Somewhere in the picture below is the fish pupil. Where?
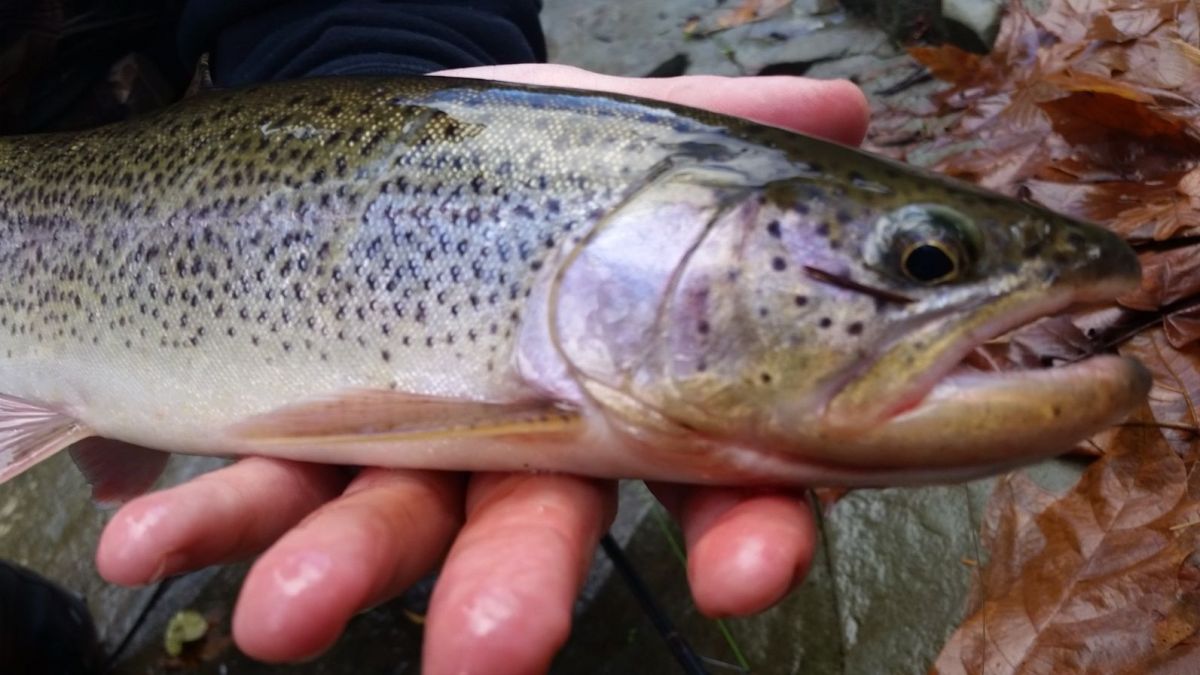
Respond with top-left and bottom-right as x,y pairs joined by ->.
903,244 -> 956,282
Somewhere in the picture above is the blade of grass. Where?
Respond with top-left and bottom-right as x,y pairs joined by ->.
649,503 -> 751,672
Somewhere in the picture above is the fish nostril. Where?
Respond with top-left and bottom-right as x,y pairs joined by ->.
1066,230 -> 1088,250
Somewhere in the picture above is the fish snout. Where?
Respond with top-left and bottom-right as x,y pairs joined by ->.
1051,221 -> 1142,301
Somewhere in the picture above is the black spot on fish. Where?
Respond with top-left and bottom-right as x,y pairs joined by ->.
766,220 -> 782,238
847,322 -> 864,335
771,257 -> 787,271
819,317 -> 832,328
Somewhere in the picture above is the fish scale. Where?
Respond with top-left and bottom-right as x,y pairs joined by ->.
0,76 -> 1149,491
0,78 -> 691,448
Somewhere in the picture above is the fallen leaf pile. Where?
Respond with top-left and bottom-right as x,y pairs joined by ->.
879,1 -> 1200,671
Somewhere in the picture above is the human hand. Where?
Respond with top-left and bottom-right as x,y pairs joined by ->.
95,64 -> 869,674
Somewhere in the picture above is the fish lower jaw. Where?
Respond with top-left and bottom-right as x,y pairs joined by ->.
814,353 -> 1150,471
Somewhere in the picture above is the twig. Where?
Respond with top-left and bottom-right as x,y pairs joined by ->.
874,66 -> 934,97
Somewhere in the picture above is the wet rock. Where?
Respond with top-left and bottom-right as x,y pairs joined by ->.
841,0 -> 1005,52
797,0 -> 841,14
942,0 -> 1005,52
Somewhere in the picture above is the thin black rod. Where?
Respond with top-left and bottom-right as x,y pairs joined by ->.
600,533 -> 710,675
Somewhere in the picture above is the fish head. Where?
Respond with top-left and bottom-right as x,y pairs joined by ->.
555,156 -> 1148,483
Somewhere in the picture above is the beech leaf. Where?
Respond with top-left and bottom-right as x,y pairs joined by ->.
933,423 -> 1200,674
893,1 -> 1200,671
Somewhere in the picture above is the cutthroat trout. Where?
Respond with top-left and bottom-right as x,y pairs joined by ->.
0,76 -> 1149,494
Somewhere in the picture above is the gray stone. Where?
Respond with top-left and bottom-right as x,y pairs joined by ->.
796,0 -> 841,14
943,0 -> 1006,49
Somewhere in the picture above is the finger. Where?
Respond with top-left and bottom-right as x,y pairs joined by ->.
423,473 -> 616,675
96,458 -> 348,586
231,468 -> 463,662
650,484 -> 816,617
434,63 -> 870,145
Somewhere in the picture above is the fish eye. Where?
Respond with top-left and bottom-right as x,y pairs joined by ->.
868,204 -> 979,285
901,241 -> 958,283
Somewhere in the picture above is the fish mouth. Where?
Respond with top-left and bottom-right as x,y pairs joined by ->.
851,351 -> 1151,469
810,276 -> 1150,470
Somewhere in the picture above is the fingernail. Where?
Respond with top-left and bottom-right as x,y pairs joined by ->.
147,552 -> 187,584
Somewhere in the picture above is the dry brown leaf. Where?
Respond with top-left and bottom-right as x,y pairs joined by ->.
1119,332 -> 1200,458
1035,0 -> 1111,42
908,45 -> 984,85
1164,305 -> 1200,349
934,422 -> 1200,675
1176,37 -> 1200,65
1117,37 -> 1200,94
1087,4 -> 1173,42
1039,92 -> 1193,144
909,0 -> 1200,229
1120,244 -> 1200,311
1110,180 -> 1200,240
1021,176 -> 1200,241
900,2 -> 1200,671
1041,70 -> 1155,101
972,472 -> 1059,595
967,316 -> 1094,372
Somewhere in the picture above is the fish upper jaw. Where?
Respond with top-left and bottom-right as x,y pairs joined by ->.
818,281 -> 1082,434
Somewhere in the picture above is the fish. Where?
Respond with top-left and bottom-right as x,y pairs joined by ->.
0,76 -> 1150,498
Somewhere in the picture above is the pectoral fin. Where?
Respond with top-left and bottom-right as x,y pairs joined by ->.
229,389 -> 582,446
0,394 -> 92,485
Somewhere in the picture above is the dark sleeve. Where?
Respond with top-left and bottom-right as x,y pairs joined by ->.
178,0 -> 545,87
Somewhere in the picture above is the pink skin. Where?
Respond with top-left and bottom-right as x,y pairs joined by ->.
95,65 -> 869,673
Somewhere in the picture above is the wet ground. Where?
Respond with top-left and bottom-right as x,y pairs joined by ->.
0,1 -> 1084,673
